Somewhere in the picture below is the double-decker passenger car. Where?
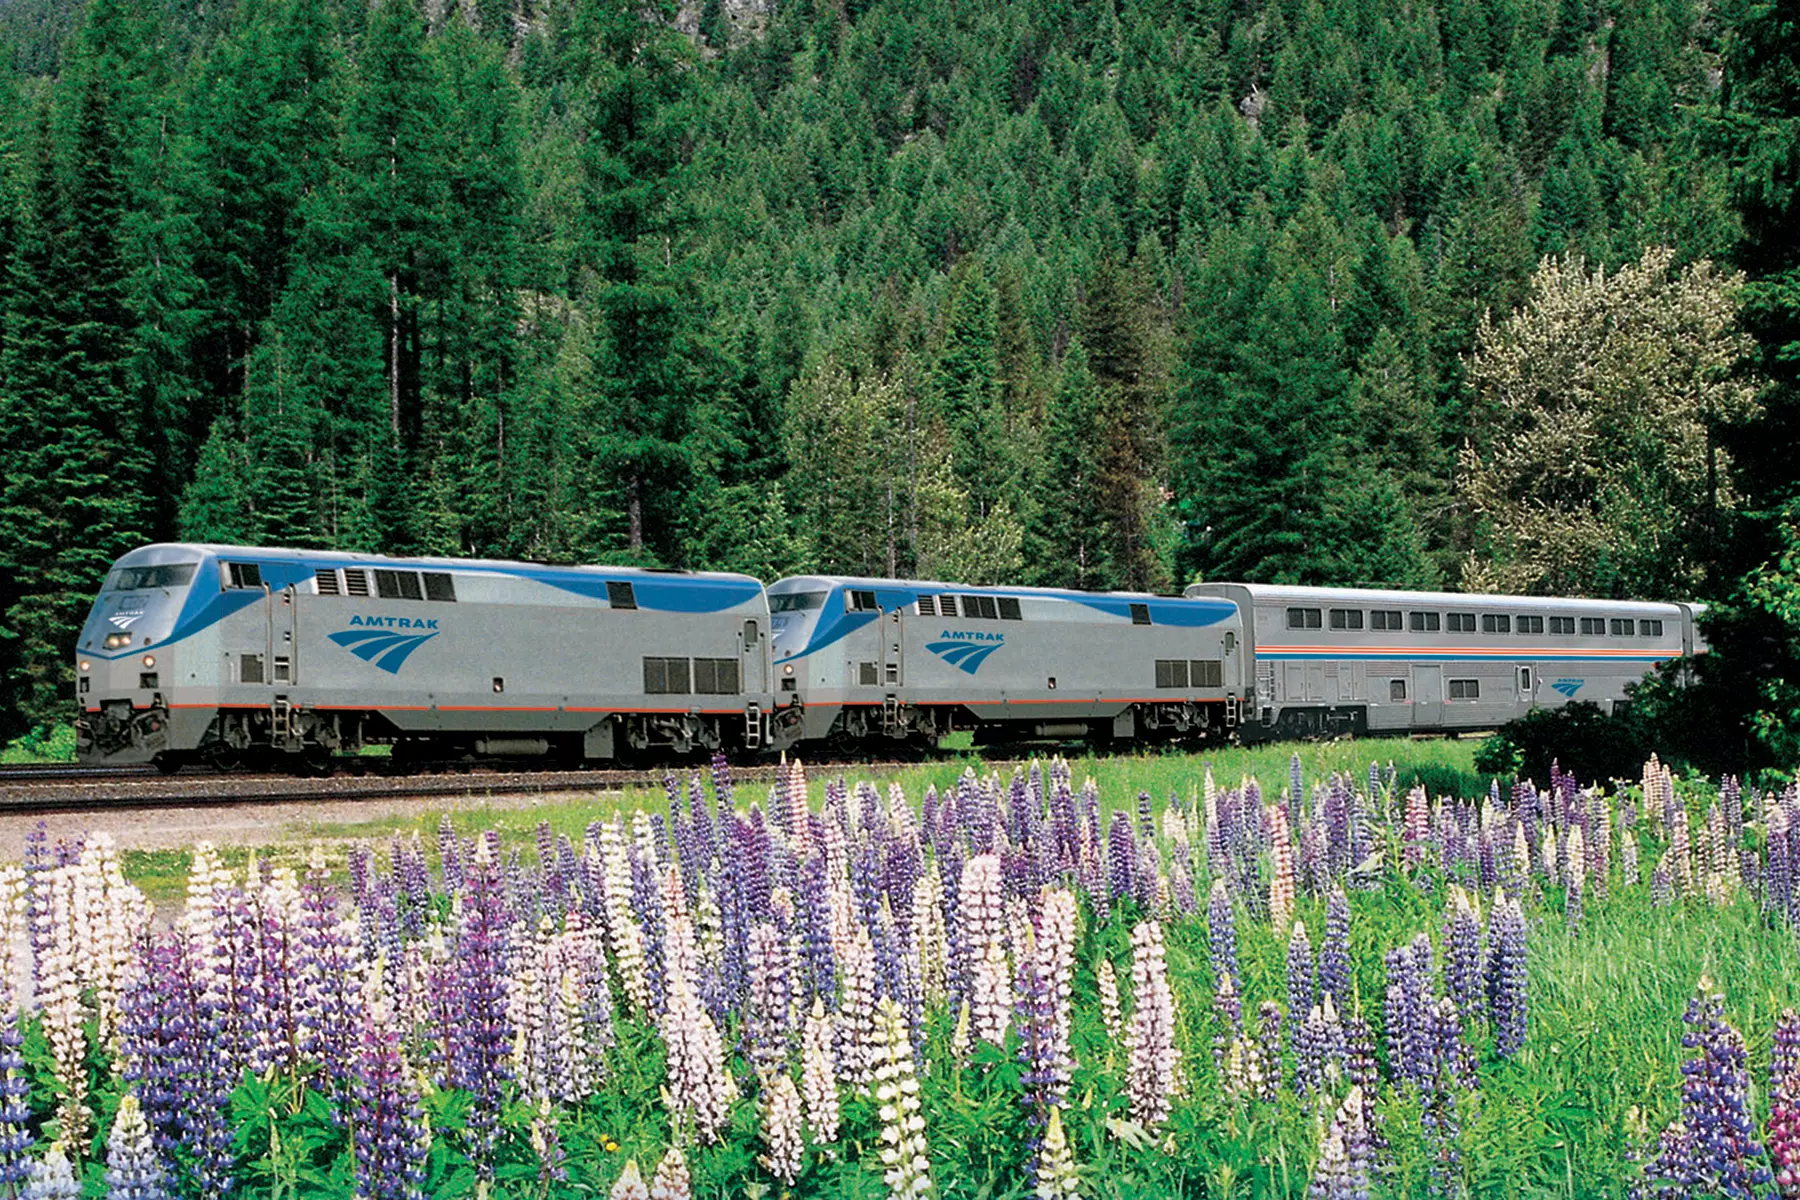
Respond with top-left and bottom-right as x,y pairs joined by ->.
1183,583 -> 1703,738
767,575 -> 1246,747
75,543 -> 776,769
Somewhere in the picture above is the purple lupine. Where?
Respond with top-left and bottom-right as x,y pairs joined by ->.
0,1003 -> 29,1190
1319,888 -> 1351,1010
1421,997 -> 1468,1196
629,845 -> 669,1013
1485,894 -> 1528,1058
351,990 -> 428,1200
1444,890 -> 1483,1029
1770,1010 -> 1800,1198
1344,1012 -> 1381,1097
438,816 -> 464,895
1207,879 -> 1238,988
1674,982 -> 1772,1198
1255,1001 -> 1283,1100
444,843 -> 512,1182
1384,936 -> 1434,1090
1288,920 -> 1315,1052
744,922 -> 794,1075
299,853 -> 362,1084
1289,753 -> 1305,830
795,854 -> 836,1009
1107,812 -> 1137,908
1212,973 -> 1244,1069
167,933 -> 239,1195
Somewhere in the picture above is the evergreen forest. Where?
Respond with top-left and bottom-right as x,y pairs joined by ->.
1,0 -> 1798,760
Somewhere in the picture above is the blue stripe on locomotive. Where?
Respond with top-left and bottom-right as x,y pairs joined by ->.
89,549 -> 764,661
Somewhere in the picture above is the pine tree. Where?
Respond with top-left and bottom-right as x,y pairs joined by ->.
931,262 -> 1003,515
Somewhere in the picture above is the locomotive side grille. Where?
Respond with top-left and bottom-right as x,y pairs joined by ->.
916,595 -> 936,616
343,569 -> 370,597
693,658 -> 740,694
643,656 -> 690,694
859,661 -> 878,686
241,654 -> 265,684
315,569 -> 341,595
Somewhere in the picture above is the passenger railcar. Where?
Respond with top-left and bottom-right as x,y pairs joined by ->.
767,575 -> 1247,747
75,544 -> 776,769
1183,583 -> 1702,739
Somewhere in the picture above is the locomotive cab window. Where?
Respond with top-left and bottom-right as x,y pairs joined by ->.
1329,609 -> 1364,630
1130,603 -> 1151,625
1409,612 -> 1440,632
770,592 -> 823,612
374,570 -> 422,601
224,561 -> 263,589
1287,607 -> 1322,630
607,581 -> 637,610
847,590 -> 878,613
1371,610 -> 1402,631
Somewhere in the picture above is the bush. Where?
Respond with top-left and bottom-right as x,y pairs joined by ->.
1477,701 -> 1656,787
0,723 -> 76,763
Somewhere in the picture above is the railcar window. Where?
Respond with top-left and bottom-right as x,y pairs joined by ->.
1550,616 -> 1575,634
998,597 -> 1023,621
1610,619 -> 1634,636
1371,610 -> 1402,630
770,592 -> 824,613
1482,614 -> 1511,634
1192,659 -> 1223,688
643,657 -> 690,694
343,569 -> 370,597
1448,679 -> 1480,700
1580,617 -> 1605,635
1390,679 -> 1408,701
422,572 -> 456,602
315,569 -> 341,595
1641,619 -> 1665,637
607,581 -> 638,610
1447,613 -> 1476,632
968,596 -> 999,620
1329,609 -> 1364,630
1287,607 -> 1322,630
375,570 -> 423,601
1517,615 -> 1544,634
225,562 -> 263,589
693,658 -> 740,694
938,595 -> 958,618
916,595 -> 936,616
111,564 -> 197,590
847,590 -> 878,612
1409,612 -> 1441,632
1130,603 -> 1152,625
1155,660 -> 1189,689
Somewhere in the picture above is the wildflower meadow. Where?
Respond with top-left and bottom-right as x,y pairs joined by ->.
3,752 -> 1800,1198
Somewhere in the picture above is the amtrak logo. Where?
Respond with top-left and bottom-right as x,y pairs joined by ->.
927,630 -> 1004,675
329,615 -> 441,674
1551,678 -> 1585,698
108,613 -> 143,630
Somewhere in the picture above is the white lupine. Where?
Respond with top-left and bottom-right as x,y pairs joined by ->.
1036,889 -> 1079,1105
1097,958 -> 1122,1047
660,910 -> 737,1141
1125,919 -> 1179,1130
104,1092 -> 166,1199
960,855 -> 1010,1046
39,867 -> 88,1152
22,1144 -> 79,1200
508,916 -> 552,1101
650,1146 -> 691,1200
911,867 -> 947,1006
758,1070 -> 805,1184
1034,1106 -> 1080,1199
1512,822 -> 1531,887
597,819 -> 650,1013
611,1160 -> 649,1200
873,997 -> 933,1200
801,998 -> 841,1144
837,922 -> 878,1089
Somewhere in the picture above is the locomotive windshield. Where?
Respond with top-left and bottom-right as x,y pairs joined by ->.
770,591 -> 825,612
108,563 -> 197,590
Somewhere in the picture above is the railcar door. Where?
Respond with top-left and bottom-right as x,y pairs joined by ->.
881,608 -> 903,687
742,619 -> 765,693
1413,664 -> 1442,728
275,584 -> 297,685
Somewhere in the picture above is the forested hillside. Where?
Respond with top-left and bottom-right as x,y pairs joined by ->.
0,0 -> 1792,739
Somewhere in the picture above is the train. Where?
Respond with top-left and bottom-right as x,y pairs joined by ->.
72,543 -> 1703,771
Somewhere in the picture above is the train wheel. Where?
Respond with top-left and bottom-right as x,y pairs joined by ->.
153,752 -> 186,776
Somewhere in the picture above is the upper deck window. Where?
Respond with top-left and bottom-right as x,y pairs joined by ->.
1447,612 -> 1476,633
1550,616 -> 1575,635
1641,619 -> 1665,637
1409,612 -> 1440,632
771,591 -> 824,613
1517,615 -> 1544,634
1482,614 -> 1511,634
111,564 -> 196,590
1329,609 -> 1364,630
1580,617 -> 1605,635
224,562 -> 263,589
1610,618 -> 1635,636
1287,607 -> 1322,630
1371,610 -> 1402,630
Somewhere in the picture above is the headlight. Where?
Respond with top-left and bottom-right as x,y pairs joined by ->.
79,661 -> 91,672
783,664 -> 794,675
104,632 -> 131,649
142,654 -> 156,668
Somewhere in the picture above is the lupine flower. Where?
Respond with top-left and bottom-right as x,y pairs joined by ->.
103,1093 -> 169,1200
1621,831 -> 1640,888
22,1144 -> 79,1200
1671,979 -> 1772,1198
1652,852 -> 1674,908
960,855 -> 1011,1046
1035,1106 -> 1080,1199
529,1100 -> 567,1188
660,910 -> 738,1142
1308,1086 -> 1372,1200
801,998 -> 841,1145
758,1069 -> 805,1184
444,840 -> 511,1179
1485,893 -> 1528,1059
1318,888 -> 1350,1010
650,1146 -> 691,1200
611,1160 -> 650,1200
1255,1001 -> 1283,1100
838,921 -> 879,1088
746,921 -> 794,1075
1444,888 -> 1483,1028
1768,1010 -> 1800,1198
1670,806 -> 1695,898
350,972 -> 428,1200
1126,920 -> 1179,1129
1404,786 -> 1430,873
1565,824 -> 1586,928
873,996 -> 933,1200
1288,920 -> 1315,1051
1269,805 -> 1297,933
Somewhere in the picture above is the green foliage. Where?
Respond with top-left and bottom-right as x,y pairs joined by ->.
1474,700 -> 1658,786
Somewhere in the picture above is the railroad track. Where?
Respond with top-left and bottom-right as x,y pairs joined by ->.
0,756 -> 1001,818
